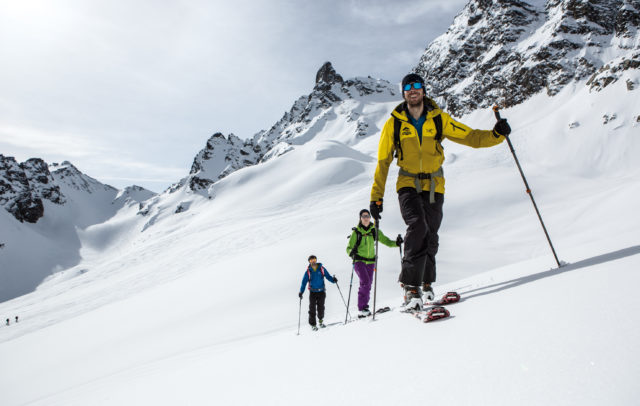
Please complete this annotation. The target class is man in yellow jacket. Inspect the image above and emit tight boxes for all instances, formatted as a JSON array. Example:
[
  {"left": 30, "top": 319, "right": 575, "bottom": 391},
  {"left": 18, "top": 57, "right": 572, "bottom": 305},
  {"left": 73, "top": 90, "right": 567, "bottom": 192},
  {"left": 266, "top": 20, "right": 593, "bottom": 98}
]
[{"left": 369, "top": 73, "right": 511, "bottom": 310}]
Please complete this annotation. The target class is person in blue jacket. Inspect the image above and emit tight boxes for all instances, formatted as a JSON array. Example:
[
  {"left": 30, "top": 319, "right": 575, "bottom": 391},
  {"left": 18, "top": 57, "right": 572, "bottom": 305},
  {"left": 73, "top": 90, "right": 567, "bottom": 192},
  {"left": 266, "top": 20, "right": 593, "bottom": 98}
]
[{"left": 299, "top": 255, "right": 337, "bottom": 331}]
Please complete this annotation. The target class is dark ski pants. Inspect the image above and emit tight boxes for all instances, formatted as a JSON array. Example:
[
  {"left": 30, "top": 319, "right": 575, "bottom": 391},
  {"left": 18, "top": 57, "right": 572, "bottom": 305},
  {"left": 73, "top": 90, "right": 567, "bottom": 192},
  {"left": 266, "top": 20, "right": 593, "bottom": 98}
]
[
  {"left": 308, "top": 291, "right": 326, "bottom": 326},
  {"left": 398, "top": 187, "right": 444, "bottom": 287}
]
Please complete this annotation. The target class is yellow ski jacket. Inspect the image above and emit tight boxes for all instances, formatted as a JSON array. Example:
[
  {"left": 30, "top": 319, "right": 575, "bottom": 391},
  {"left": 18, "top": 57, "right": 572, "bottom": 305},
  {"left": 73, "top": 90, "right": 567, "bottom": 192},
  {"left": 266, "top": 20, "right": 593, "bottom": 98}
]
[{"left": 371, "top": 98, "right": 505, "bottom": 201}]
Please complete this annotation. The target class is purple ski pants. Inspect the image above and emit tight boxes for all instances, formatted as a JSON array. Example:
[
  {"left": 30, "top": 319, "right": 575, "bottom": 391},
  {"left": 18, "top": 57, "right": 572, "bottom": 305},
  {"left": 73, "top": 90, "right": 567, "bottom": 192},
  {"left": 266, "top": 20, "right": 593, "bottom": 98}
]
[{"left": 354, "top": 262, "right": 375, "bottom": 311}]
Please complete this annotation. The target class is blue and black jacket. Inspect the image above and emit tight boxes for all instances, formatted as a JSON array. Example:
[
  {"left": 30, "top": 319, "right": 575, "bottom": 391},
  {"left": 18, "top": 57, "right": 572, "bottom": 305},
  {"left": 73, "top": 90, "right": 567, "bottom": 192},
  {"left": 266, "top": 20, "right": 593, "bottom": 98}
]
[{"left": 300, "top": 263, "right": 336, "bottom": 293}]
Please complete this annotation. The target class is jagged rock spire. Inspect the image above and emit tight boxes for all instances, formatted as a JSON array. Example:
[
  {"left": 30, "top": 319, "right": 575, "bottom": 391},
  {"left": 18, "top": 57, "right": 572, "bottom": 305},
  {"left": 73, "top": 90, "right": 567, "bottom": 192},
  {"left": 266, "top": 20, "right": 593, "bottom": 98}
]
[{"left": 315, "top": 62, "right": 344, "bottom": 86}]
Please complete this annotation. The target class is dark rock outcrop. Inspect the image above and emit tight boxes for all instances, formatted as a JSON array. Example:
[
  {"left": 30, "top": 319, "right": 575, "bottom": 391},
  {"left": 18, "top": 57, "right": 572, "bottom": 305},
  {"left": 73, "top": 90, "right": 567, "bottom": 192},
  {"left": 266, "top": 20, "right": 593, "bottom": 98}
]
[
  {"left": 0, "top": 155, "right": 64, "bottom": 223},
  {"left": 413, "top": 0, "right": 640, "bottom": 116}
]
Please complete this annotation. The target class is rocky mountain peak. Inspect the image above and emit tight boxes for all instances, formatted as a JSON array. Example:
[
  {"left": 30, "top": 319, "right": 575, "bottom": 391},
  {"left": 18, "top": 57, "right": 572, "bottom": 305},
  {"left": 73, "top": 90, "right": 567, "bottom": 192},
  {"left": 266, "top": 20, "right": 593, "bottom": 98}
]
[
  {"left": 250, "top": 63, "right": 396, "bottom": 154},
  {"left": 166, "top": 63, "right": 396, "bottom": 196},
  {"left": 0, "top": 155, "right": 64, "bottom": 223},
  {"left": 50, "top": 161, "right": 117, "bottom": 195},
  {"left": 315, "top": 61, "right": 344, "bottom": 87},
  {"left": 169, "top": 132, "right": 259, "bottom": 194},
  {"left": 414, "top": 0, "right": 640, "bottom": 116}
]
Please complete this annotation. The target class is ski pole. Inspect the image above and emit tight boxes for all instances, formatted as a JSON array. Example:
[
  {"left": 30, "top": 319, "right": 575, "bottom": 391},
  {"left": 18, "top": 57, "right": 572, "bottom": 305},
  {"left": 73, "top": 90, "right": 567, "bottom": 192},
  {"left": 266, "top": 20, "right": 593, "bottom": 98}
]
[
  {"left": 297, "top": 296, "right": 302, "bottom": 336},
  {"left": 493, "top": 106, "right": 562, "bottom": 268},
  {"left": 344, "top": 263, "right": 355, "bottom": 325},
  {"left": 372, "top": 219, "right": 380, "bottom": 320},
  {"left": 335, "top": 282, "right": 352, "bottom": 320},
  {"left": 397, "top": 234, "right": 403, "bottom": 268}
]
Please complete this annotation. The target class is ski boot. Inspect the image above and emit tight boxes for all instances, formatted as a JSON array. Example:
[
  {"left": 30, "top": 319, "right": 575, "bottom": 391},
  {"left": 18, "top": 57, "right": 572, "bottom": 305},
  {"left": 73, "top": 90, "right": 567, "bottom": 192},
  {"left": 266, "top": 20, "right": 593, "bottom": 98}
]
[
  {"left": 402, "top": 285, "right": 423, "bottom": 311},
  {"left": 358, "top": 307, "right": 371, "bottom": 318},
  {"left": 318, "top": 319, "right": 326, "bottom": 328},
  {"left": 422, "top": 283, "right": 435, "bottom": 302},
  {"left": 311, "top": 325, "right": 319, "bottom": 331}
]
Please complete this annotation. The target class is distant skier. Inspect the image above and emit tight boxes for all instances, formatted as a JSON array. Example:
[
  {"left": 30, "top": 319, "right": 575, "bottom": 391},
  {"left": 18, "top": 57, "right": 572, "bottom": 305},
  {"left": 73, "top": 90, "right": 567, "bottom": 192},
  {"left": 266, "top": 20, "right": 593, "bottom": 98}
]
[
  {"left": 369, "top": 73, "right": 511, "bottom": 310},
  {"left": 15, "top": 316, "right": 18, "bottom": 323},
  {"left": 5, "top": 318, "right": 9, "bottom": 326},
  {"left": 299, "top": 255, "right": 337, "bottom": 331},
  {"left": 346, "top": 209, "right": 402, "bottom": 317}
]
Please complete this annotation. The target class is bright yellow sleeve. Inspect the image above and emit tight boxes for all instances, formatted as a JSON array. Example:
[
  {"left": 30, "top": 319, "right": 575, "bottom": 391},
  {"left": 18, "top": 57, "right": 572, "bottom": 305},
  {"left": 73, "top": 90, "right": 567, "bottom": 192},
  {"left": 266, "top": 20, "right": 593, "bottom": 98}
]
[
  {"left": 441, "top": 112, "right": 504, "bottom": 148},
  {"left": 371, "top": 118, "right": 396, "bottom": 201}
]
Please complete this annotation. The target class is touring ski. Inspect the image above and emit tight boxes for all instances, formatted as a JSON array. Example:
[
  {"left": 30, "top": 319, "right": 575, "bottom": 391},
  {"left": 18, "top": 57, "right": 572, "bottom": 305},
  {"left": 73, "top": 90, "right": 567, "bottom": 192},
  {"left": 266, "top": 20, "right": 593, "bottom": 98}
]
[
  {"left": 424, "top": 291, "right": 461, "bottom": 306},
  {"left": 403, "top": 305, "right": 451, "bottom": 323}
]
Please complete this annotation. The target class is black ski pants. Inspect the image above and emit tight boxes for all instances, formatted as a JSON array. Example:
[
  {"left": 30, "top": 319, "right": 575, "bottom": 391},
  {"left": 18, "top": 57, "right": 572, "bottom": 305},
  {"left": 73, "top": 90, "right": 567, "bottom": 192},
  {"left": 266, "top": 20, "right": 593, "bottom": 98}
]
[
  {"left": 397, "top": 187, "right": 444, "bottom": 287},
  {"left": 308, "top": 291, "right": 326, "bottom": 326}
]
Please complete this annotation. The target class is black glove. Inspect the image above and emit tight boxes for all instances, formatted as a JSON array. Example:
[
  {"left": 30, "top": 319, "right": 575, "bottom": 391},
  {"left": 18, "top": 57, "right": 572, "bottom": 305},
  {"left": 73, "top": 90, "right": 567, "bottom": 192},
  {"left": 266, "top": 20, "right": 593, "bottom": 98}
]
[
  {"left": 396, "top": 234, "right": 404, "bottom": 246},
  {"left": 493, "top": 119, "right": 511, "bottom": 137},
  {"left": 369, "top": 199, "right": 383, "bottom": 220},
  {"left": 298, "top": 292, "right": 303, "bottom": 299},
  {"left": 333, "top": 276, "right": 338, "bottom": 283}
]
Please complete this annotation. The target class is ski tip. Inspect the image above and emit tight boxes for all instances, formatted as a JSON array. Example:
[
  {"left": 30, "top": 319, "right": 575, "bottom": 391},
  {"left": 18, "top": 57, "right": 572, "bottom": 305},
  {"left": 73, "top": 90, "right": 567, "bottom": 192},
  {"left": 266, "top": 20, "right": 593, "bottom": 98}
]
[{"left": 423, "top": 306, "right": 450, "bottom": 322}]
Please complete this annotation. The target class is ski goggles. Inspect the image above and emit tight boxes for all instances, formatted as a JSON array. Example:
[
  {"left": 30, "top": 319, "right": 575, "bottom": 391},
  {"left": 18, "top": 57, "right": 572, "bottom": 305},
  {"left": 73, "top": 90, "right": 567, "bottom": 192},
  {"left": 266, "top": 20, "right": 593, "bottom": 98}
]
[
  {"left": 361, "top": 214, "right": 371, "bottom": 219},
  {"left": 403, "top": 82, "right": 423, "bottom": 91}
]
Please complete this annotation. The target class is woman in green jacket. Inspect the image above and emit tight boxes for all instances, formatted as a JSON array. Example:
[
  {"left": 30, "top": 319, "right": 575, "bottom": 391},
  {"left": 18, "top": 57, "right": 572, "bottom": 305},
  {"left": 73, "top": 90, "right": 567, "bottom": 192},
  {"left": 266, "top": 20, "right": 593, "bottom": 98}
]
[{"left": 346, "top": 209, "right": 402, "bottom": 317}]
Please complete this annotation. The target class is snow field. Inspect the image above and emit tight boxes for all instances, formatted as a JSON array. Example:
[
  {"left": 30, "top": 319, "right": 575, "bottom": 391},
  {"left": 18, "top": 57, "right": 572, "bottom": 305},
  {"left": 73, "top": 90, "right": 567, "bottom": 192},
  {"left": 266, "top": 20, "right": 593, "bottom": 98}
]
[{"left": 1, "top": 76, "right": 639, "bottom": 404}]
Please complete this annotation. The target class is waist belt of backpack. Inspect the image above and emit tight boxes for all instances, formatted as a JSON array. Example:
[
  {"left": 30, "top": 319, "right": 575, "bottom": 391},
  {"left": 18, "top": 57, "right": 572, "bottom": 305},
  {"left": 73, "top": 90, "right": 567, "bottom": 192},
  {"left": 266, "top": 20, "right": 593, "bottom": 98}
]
[
  {"left": 398, "top": 167, "right": 444, "bottom": 203},
  {"left": 353, "top": 254, "right": 376, "bottom": 262}
]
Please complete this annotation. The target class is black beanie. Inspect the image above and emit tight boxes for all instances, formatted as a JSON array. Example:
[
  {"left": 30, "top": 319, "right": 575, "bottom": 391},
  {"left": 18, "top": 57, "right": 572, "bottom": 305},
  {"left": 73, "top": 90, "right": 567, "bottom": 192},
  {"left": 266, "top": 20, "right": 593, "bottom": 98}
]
[
  {"left": 401, "top": 73, "right": 425, "bottom": 90},
  {"left": 359, "top": 209, "right": 370, "bottom": 217},
  {"left": 308, "top": 255, "right": 317, "bottom": 261}
]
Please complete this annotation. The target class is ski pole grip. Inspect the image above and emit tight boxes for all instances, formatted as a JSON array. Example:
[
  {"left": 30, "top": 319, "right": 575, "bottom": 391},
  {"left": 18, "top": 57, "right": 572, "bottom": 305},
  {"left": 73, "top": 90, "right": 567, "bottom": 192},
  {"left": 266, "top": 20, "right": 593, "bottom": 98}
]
[{"left": 493, "top": 105, "right": 501, "bottom": 121}]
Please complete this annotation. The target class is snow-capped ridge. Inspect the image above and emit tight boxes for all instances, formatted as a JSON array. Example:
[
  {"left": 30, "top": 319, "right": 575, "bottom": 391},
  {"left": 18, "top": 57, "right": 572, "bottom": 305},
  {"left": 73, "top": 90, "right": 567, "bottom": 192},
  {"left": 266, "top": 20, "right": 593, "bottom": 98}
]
[
  {"left": 168, "top": 62, "right": 397, "bottom": 197},
  {"left": 113, "top": 185, "right": 155, "bottom": 206},
  {"left": 250, "top": 62, "right": 397, "bottom": 154},
  {"left": 414, "top": 0, "right": 640, "bottom": 115},
  {"left": 50, "top": 161, "right": 117, "bottom": 195}
]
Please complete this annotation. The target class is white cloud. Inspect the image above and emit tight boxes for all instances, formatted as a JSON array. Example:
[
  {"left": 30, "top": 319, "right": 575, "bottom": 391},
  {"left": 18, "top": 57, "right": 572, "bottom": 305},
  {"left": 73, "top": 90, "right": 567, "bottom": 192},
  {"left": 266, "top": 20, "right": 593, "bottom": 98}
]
[{"left": 346, "top": 0, "right": 468, "bottom": 26}]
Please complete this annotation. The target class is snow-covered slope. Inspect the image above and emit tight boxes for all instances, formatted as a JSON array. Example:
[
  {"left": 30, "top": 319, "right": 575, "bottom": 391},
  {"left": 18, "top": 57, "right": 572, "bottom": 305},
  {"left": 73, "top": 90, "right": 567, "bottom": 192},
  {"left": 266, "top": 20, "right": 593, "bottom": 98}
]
[
  {"left": 0, "top": 71, "right": 638, "bottom": 404},
  {"left": 0, "top": 0, "right": 639, "bottom": 403},
  {"left": 0, "top": 160, "right": 154, "bottom": 301},
  {"left": 1, "top": 236, "right": 638, "bottom": 405}
]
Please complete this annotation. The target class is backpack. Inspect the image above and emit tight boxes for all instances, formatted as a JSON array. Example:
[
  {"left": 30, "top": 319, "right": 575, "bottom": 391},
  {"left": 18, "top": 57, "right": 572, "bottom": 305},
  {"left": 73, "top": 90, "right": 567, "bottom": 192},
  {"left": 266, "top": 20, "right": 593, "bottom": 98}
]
[
  {"left": 306, "top": 265, "right": 326, "bottom": 289},
  {"left": 348, "top": 227, "right": 377, "bottom": 262}
]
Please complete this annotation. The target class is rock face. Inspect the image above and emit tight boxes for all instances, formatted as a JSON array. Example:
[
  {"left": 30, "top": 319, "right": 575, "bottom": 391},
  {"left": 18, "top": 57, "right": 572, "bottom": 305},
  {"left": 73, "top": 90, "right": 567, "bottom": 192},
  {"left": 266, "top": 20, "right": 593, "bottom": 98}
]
[
  {"left": 173, "top": 62, "right": 397, "bottom": 194},
  {"left": 184, "top": 133, "right": 260, "bottom": 193},
  {"left": 0, "top": 155, "right": 64, "bottom": 223},
  {"left": 413, "top": 0, "right": 640, "bottom": 116},
  {"left": 250, "top": 62, "right": 395, "bottom": 155}
]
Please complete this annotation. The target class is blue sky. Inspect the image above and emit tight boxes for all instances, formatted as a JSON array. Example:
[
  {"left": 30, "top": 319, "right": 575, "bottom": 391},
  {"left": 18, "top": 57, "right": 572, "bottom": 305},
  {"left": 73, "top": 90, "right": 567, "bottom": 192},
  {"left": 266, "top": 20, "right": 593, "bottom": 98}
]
[{"left": 0, "top": 0, "right": 467, "bottom": 192}]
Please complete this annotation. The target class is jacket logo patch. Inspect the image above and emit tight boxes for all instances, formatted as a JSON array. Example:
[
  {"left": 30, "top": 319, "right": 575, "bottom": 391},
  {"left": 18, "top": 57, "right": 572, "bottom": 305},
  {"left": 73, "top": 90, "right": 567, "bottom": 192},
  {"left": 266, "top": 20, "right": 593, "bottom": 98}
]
[
  {"left": 401, "top": 128, "right": 412, "bottom": 136},
  {"left": 450, "top": 122, "right": 465, "bottom": 132}
]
